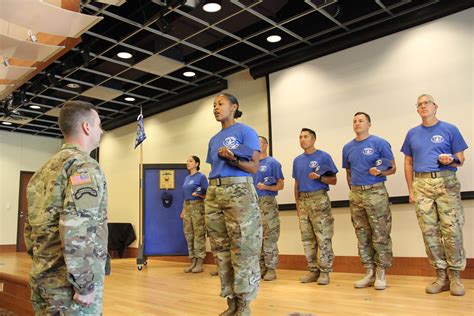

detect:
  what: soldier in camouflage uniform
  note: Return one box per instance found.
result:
[205,93,262,316]
[180,155,208,273]
[293,128,338,285]
[402,94,468,296]
[342,112,396,290]
[253,136,284,281]
[24,101,108,315]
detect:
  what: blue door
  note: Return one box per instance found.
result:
[143,165,188,256]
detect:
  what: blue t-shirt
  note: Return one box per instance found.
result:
[182,172,208,201]
[292,150,338,192]
[206,123,260,179]
[342,135,394,186]
[401,121,468,172]
[253,156,284,197]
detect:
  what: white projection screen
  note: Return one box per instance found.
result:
[269,9,473,205]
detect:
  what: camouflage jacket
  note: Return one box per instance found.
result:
[24,143,108,295]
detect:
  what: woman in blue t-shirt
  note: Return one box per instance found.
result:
[180,155,208,273]
[205,93,262,315]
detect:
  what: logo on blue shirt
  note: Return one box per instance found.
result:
[309,161,320,171]
[259,165,267,172]
[362,148,374,155]
[375,159,382,166]
[431,135,444,143]
[188,180,194,185]
[223,136,240,149]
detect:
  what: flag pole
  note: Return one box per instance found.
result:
[136,108,146,270]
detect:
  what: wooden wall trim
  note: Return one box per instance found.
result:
[0,245,17,253]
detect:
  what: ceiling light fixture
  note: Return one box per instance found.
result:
[266,35,282,43]
[202,0,221,12]
[183,71,196,77]
[124,97,136,102]
[117,52,133,59]
[29,105,41,110]
[2,121,12,125]
[66,83,81,89]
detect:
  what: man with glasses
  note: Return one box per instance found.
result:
[401,94,468,296]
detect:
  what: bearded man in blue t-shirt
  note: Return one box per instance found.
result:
[401,94,468,296]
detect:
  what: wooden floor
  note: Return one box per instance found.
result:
[1,253,473,316]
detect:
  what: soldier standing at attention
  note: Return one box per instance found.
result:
[293,128,338,285]
[401,94,468,296]
[24,101,108,314]
[205,93,262,316]
[342,112,396,290]
[253,136,284,281]
[180,155,208,273]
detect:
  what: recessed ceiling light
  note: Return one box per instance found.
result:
[66,83,80,89]
[124,97,136,102]
[2,121,12,125]
[30,105,41,109]
[183,71,196,77]
[117,52,133,59]
[203,0,221,12]
[266,35,282,43]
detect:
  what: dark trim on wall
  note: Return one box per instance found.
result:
[279,191,474,210]
[265,74,273,157]
[0,245,17,253]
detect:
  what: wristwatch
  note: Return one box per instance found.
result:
[228,157,240,166]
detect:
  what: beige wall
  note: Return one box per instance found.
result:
[100,69,473,258]
[0,131,62,244]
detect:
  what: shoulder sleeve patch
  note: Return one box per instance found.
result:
[70,172,92,186]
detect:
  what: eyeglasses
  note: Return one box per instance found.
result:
[416,100,434,108]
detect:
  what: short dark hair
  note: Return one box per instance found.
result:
[59,101,97,136]
[191,155,201,171]
[301,128,316,138]
[354,112,371,123]
[259,136,268,144]
[220,93,242,118]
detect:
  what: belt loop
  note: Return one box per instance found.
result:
[216,178,221,186]
[431,172,437,179]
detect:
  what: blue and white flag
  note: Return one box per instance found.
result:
[134,113,146,149]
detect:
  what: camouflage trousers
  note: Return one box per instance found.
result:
[298,190,334,273]
[413,175,465,270]
[183,200,206,259]
[349,185,393,269]
[30,280,103,316]
[205,182,263,301]
[258,195,280,269]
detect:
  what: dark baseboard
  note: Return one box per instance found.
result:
[121,248,473,279]
[0,245,17,253]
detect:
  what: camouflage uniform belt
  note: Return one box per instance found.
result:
[184,199,204,205]
[414,170,455,179]
[351,182,385,191]
[209,176,253,186]
[299,190,325,198]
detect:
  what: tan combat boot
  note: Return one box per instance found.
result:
[191,258,204,273]
[317,272,330,285]
[426,269,449,294]
[447,269,465,296]
[235,296,251,316]
[374,266,386,290]
[299,271,320,283]
[219,297,238,316]
[210,269,219,276]
[184,258,196,273]
[263,268,277,281]
[354,268,375,288]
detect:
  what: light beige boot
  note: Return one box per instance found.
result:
[447,269,465,296]
[426,269,449,294]
[219,297,238,316]
[235,296,251,316]
[354,268,375,288]
[317,272,330,285]
[191,258,204,273]
[184,258,196,273]
[263,268,277,281]
[374,266,386,290]
[299,271,320,283]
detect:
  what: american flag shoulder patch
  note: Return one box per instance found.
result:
[70,173,92,186]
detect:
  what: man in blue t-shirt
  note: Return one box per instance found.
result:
[401,94,468,296]
[253,136,284,281]
[342,112,396,290]
[292,128,338,285]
